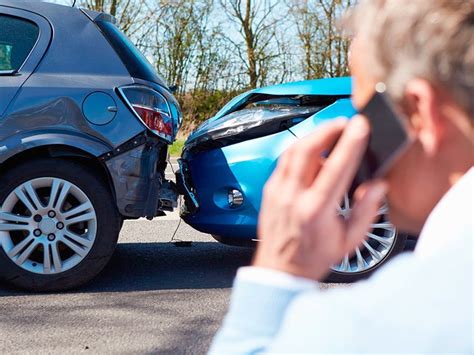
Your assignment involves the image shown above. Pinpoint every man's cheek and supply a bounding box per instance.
[385,162,411,228]
[385,157,423,234]
[385,186,416,233]
[386,194,403,227]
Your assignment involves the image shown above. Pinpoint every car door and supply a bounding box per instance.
[0,6,51,117]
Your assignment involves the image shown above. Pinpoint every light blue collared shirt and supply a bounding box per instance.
[210,169,473,354]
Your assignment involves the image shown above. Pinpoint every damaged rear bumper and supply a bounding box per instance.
[100,133,178,219]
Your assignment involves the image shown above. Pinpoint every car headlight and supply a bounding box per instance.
[185,106,320,153]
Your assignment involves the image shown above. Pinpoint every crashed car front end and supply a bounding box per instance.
[177,77,355,243]
[178,121,298,240]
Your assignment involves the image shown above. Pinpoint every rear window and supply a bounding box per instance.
[95,20,167,88]
[0,15,39,71]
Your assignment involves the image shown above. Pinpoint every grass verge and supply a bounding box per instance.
[169,139,185,157]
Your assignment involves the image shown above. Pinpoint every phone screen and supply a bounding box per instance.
[356,90,412,182]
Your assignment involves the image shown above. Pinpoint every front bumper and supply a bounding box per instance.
[178,129,297,240]
[101,133,178,219]
[175,159,199,216]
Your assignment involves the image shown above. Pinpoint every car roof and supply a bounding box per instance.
[0,0,89,18]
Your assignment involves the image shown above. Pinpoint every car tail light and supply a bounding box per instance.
[132,104,173,136]
[119,85,174,142]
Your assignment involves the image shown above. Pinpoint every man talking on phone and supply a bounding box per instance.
[210,0,473,353]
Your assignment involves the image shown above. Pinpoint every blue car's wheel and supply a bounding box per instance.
[212,192,408,283]
[325,192,408,282]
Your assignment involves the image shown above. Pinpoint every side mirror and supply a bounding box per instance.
[168,85,178,93]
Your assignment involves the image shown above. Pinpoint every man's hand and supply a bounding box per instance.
[254,116,388,281]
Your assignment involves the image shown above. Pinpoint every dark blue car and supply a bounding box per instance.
[0,1,181,291]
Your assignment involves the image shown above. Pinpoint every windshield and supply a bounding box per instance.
[96,20,168,88]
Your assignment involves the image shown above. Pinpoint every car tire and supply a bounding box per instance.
[0,158,121,292]
[213,232,408,283]
[212,190,409,283]
[324,232,408,283]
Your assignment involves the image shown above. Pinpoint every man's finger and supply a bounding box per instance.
[283,118,348,187]
[345,180,388,252]
[310,115,370,205]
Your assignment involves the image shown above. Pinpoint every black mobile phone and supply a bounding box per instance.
[356,90,412,182]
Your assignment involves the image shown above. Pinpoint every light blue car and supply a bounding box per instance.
[178,77,408,282]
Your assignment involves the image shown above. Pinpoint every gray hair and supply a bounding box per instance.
[343,0,474,118]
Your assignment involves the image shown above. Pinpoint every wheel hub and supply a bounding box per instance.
[38,217,57,235]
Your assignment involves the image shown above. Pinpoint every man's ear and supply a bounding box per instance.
[404,79,444,156]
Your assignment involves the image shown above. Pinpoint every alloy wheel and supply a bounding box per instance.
[0,177,97,275]
[331,193,397,274]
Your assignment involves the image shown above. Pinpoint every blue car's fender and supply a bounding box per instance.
[289,98,356,138]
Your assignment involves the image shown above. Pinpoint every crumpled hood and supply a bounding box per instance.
[183,77,354,155]
[212,77,352,121]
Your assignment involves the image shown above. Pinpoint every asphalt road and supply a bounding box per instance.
[0,159,344,354]
[0,219,252,354]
